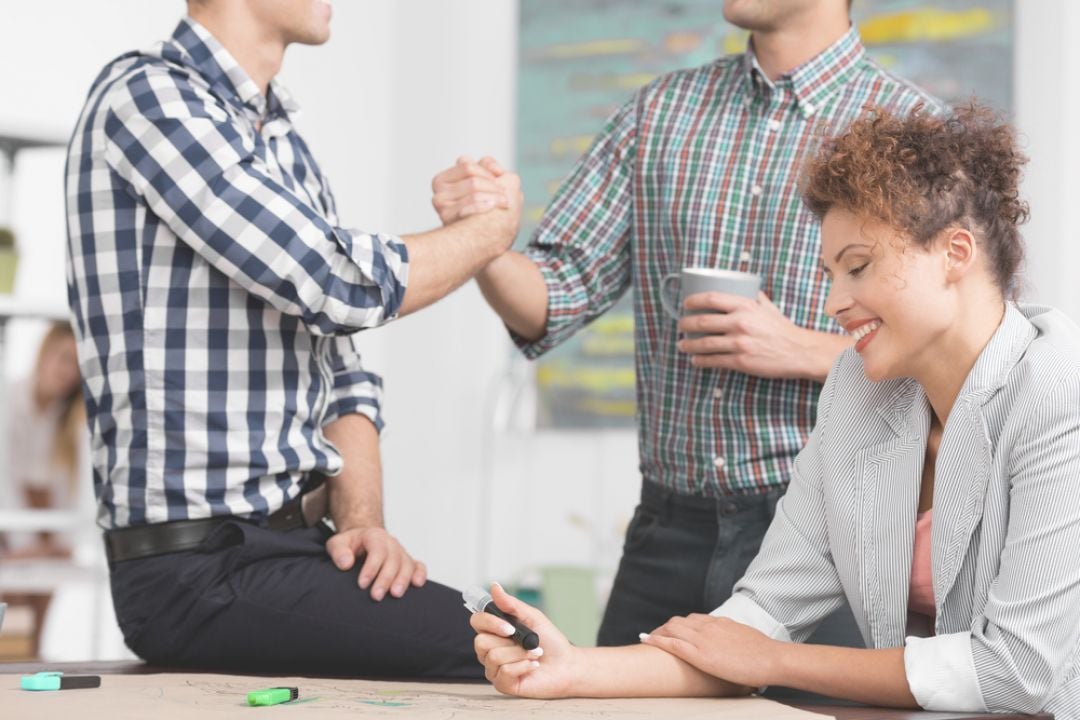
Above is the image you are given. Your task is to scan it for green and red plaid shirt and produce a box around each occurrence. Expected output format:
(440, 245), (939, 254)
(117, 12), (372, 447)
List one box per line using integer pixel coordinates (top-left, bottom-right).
(516, 26), (939, 496)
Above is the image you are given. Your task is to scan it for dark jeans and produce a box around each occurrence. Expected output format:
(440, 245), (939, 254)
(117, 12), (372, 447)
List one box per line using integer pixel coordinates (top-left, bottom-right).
(108, 519), (481, 679)
(599, 481), (863, 652)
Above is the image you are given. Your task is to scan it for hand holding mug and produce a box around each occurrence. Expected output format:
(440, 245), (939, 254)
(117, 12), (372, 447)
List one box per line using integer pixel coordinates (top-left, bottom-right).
(662, 268), (819, 379)
(659, 268), (760, 339)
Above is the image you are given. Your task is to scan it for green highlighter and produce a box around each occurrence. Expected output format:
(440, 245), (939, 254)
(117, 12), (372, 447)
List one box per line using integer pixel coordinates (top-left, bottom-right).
(247, 686), (299, 706)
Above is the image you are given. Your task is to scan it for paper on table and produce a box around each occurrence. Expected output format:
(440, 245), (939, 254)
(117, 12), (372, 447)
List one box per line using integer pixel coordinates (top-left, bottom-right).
(2, 673), (835, 719)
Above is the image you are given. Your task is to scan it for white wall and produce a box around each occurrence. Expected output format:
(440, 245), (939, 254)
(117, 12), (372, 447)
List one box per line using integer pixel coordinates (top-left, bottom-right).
(1015, 1), (1080, 319)
(0, 0), (1078, 656)
(0, 2), (182, 376)
(365, 0), (641, 592)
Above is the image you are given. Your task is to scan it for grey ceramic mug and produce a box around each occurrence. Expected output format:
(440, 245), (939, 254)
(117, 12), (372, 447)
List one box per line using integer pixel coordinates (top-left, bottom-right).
(660, 268), (761, 338)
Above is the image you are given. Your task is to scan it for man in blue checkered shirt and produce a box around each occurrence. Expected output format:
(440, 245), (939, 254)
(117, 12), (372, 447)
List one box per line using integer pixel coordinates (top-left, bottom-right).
(65, 0), (520, 676)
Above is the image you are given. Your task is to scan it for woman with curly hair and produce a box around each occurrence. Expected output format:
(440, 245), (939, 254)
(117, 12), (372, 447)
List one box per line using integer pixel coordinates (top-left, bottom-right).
(470, 105), (1080, 717)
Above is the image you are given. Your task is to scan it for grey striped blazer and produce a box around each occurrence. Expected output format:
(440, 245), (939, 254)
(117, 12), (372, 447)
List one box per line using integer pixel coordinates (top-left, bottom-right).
(712, 303), (1080, 717)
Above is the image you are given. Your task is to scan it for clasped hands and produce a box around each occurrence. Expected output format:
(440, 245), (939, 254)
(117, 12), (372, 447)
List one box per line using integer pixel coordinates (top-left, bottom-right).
(431, 155), (518, 223)
(431, 156), (524, 255)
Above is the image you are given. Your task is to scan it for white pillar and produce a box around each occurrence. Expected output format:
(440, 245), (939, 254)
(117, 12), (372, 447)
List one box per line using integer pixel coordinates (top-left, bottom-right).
(1015, 0), (1080, 321)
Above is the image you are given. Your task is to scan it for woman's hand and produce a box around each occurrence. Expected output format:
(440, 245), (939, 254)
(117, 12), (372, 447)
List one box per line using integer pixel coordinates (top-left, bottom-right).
(641, 614), (781, 689)
(471, 583), (583, 698)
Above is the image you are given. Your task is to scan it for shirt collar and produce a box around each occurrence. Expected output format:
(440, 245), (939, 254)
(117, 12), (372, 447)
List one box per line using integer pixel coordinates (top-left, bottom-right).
(956, 302), (1037, 404)
(741, 23), (866, 119)
(167, 17), (300, 120)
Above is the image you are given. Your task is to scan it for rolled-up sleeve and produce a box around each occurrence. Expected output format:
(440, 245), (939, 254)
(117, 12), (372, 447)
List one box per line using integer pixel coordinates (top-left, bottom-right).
(710, 593), (793, 642)
(905, 373), (1080, 713)
(321, 336), (384, 432)
(903, 632), (985, 711)
(514, 96), (638, 358)
(102, 65), (409, 336)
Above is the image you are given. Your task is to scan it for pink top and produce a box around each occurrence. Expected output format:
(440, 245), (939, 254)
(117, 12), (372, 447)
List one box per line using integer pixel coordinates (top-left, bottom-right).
(909, 509), (935, 621)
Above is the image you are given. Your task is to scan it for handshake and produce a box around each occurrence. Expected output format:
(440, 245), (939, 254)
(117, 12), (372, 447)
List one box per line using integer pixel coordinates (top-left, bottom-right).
(431, 156), (524, 255)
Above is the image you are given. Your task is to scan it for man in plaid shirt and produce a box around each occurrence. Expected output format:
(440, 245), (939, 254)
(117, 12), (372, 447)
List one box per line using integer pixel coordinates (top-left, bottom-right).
(66, 0), (519, 675)
(434, 0), (939, 647)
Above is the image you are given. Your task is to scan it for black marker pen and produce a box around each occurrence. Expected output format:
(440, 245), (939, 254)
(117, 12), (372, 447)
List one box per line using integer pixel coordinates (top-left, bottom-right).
(463, 585), (540, 651)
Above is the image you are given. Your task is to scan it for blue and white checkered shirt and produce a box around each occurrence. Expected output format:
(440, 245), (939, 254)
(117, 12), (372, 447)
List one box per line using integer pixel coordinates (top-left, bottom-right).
(65, 18), (409, 529)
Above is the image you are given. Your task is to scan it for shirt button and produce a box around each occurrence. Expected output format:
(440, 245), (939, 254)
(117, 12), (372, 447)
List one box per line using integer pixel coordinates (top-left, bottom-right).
(750, 184), (763, 197)
(713, 456), (727, 471)
(804, 102), (816, 116)
(767, 119), (782, 132)
(713, 388), (724, 400)
(739, 250), (752, 264)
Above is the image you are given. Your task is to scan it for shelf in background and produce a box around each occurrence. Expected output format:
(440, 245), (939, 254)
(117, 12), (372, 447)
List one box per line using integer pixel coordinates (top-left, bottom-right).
(0, 122), (69, 157)
(0, 295), (69, 321)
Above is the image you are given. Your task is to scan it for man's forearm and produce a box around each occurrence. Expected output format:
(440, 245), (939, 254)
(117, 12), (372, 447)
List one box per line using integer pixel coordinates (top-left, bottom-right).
(399, 214), (514, 318)
(476, 251), (549, 342)
(799, 328), (852, 383)
(323, 414), (383, 531)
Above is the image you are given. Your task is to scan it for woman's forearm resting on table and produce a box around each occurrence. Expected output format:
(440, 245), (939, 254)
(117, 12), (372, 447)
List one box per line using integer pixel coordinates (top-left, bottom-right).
(567, 643), (749, 698)
(769, 643), (918, 709)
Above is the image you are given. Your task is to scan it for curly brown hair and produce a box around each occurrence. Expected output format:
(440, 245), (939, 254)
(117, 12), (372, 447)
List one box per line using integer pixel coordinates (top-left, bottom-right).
(802, 103), (1030, 297)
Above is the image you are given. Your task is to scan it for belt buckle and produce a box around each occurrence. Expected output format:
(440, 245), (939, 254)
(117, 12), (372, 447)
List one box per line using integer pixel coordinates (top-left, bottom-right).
(267, 498), (305, 531)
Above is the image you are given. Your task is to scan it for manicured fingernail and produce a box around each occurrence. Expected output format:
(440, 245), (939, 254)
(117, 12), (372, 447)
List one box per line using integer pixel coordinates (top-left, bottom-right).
(501, 623), (515, 636)
(336, 554), (351, 567)
(528, 647), (544, 657)
(359, 576), (371, 587)
(392, 584), (404, 596)
(372, 589), (385, 601)
(639, 633), (650, 642)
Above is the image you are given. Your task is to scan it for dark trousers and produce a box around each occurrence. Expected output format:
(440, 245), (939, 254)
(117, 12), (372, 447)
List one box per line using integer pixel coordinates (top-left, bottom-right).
(108, 519), (481, 679)
(598, 481), (863, 652)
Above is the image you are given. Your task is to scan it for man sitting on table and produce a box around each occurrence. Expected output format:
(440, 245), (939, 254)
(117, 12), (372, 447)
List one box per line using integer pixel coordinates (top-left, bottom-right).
(65, 0), (520, 676)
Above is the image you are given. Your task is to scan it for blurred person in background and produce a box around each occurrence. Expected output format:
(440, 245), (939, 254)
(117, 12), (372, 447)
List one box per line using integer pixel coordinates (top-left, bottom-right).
(0, 321), (85, 559)
(0, 321), (88, 656)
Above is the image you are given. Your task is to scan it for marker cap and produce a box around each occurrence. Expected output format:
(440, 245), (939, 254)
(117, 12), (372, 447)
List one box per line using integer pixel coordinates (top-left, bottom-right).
(19, 672), (101, 691)
(462, 585), (492, 614)
(247, 687), (299, 706)
(21, 672), (63, 691)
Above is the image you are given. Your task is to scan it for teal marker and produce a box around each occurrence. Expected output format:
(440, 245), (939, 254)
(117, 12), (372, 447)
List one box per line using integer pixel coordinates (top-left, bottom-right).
(21, 672), (101, 691)
(247, 686), (299, 706)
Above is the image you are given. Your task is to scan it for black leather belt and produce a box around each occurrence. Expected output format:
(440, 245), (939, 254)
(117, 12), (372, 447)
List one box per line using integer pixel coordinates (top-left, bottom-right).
(104, 475), (329, 564)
